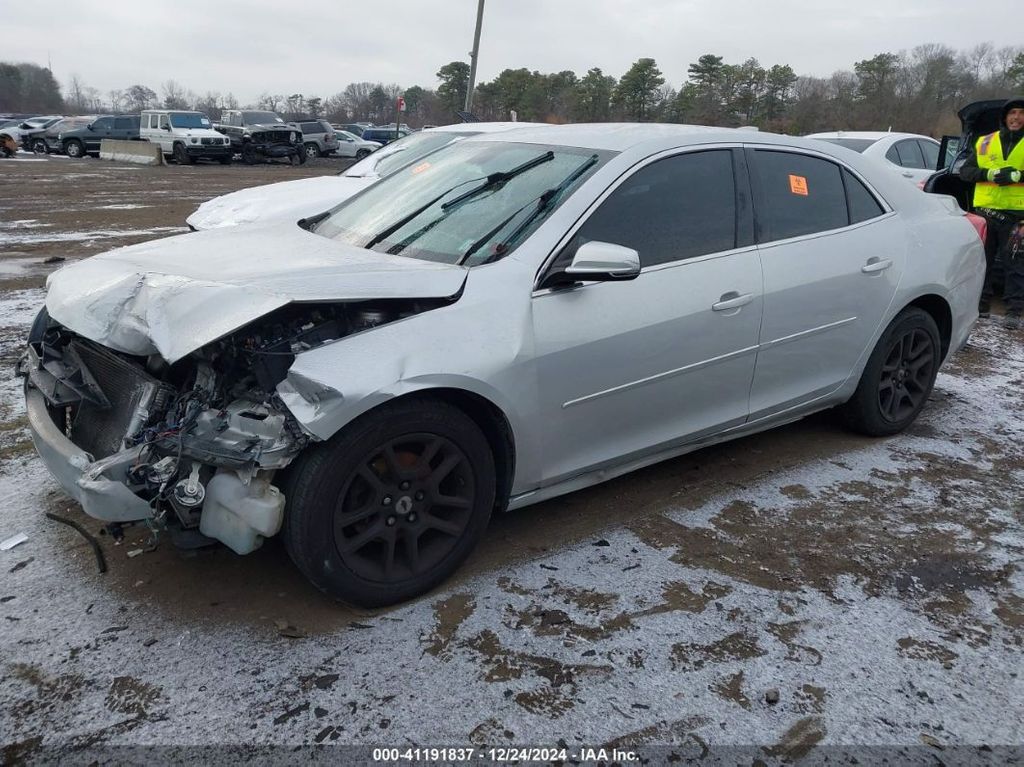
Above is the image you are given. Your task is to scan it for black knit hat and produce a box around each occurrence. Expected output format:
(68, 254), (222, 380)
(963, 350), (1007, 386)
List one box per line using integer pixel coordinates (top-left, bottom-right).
(1002, 97), (1024, 126)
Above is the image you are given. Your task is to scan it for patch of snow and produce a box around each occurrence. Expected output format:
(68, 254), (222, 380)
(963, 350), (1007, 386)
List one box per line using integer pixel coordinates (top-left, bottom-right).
(0, 227), (187, 246)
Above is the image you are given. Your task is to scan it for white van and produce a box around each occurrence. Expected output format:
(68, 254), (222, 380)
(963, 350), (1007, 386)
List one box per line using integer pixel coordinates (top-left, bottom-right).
(140, 110), (233, 165)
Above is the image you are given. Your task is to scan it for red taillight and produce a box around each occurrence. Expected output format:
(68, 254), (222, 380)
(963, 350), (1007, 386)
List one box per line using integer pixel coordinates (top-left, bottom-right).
(965, 212), (987, 242)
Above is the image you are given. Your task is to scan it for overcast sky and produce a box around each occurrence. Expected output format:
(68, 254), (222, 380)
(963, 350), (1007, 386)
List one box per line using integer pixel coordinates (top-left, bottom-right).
(6, 0), (1021, 103)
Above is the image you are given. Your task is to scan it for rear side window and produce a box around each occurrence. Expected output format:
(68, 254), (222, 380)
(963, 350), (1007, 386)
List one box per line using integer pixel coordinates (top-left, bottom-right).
(114, 118), (133, 130)
(300, 121), (320, 134)
(918, 140), (939, 170)
(842, 169), (885, 224)
(887, 140), (926, 169)
(751, 150), (848, 241)
(563, 150), (738, 268)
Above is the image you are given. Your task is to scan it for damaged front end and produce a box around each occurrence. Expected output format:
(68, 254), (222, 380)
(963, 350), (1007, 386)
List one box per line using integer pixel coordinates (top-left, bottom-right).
(19, 297), (450, 555)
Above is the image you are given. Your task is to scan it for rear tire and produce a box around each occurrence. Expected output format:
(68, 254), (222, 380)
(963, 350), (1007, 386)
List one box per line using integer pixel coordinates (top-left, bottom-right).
(218, 154), (232, 165)
(841, 307), (941, 436)
(355, 148), (371, 160)
(281, 397), (496, 607)
(304, 142), (320, 160)
(31, 138), (47, 154)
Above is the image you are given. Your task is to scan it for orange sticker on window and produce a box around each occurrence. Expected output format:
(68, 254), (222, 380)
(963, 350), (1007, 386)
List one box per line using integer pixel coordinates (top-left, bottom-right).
(411, 162), (432, 174)
(789, 174), (809, 196)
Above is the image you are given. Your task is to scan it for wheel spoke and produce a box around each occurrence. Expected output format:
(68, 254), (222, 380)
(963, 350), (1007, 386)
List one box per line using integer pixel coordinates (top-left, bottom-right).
(417, 438), (444, 475)
(430, 453), (462, 488)
(382, 535), (397, 578)
(339, 522), (384, 554)
(381, 444), (405, 480)
(432, 493), (471, 510)
(423, 514), (463, 537)
(357, 464), (385, 493)
(337, 500), (379, 525)
(402, 530), (421, 572)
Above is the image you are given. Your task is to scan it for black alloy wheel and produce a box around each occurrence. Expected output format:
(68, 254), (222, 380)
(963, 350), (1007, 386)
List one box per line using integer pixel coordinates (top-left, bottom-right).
(877, 327), (935, 423)
(31, 138), (47, 154)
(282, 397), (496, 607)
(842, 307), (940, 436)
(333, 434), (476, 582)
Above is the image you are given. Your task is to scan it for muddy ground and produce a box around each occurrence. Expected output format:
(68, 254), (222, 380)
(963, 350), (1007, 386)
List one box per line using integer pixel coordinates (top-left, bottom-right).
(0, 155), (1021, 763)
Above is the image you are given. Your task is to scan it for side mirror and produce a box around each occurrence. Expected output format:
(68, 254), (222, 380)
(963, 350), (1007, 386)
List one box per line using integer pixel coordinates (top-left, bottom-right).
(162, 125), (171, 131)
(542, 241), (641, 289)
(87, 124), (95, 131)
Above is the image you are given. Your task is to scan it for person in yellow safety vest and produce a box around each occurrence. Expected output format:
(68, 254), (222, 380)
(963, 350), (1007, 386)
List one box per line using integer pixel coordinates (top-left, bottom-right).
(960, 97), (1024, 329)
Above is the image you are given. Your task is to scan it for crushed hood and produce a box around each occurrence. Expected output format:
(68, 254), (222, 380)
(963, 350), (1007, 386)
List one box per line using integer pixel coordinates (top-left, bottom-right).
(186, 175), (374, 230)
(45, 223), (467, 363)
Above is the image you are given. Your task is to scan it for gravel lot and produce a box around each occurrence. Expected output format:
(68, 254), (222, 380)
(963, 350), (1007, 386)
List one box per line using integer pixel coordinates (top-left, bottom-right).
(1, 155), (1022, 763)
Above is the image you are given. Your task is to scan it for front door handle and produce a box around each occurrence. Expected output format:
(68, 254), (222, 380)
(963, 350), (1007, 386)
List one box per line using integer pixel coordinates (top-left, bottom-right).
(861, 258), (893, 274)
(712, 292), (754, 312)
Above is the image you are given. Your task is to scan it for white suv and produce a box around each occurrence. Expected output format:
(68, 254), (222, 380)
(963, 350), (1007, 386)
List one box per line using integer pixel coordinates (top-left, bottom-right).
(141, 110), (233, 165)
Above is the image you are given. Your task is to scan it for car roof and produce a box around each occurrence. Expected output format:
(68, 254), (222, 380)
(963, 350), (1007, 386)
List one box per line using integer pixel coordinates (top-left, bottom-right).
(425, 121), (548, 135)
(467, 122), (829, 152)
(806, 131), (936, 142)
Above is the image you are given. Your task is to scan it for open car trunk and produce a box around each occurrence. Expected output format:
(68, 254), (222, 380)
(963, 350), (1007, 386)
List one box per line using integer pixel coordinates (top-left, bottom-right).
(924, 99), (1005, 212)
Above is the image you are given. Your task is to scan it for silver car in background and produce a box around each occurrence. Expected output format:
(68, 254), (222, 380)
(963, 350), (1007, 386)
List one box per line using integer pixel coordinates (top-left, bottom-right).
(23, 124), (983, 606)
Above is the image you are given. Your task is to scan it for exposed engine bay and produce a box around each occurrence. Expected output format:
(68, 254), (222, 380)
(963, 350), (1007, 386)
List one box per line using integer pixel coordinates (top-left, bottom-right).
(20, 298), (449, 554)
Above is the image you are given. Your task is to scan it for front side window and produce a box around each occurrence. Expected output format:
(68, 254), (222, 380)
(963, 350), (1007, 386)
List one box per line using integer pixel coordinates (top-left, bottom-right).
(751, 150), (849, 241)
(91, 118), (113, 130)
(316, 141), (610, 266)
(560, 150), (738, 269)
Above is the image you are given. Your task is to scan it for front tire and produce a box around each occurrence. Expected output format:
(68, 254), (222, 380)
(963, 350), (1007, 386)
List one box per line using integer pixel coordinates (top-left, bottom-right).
(841, 307), (940, 436)
(173, 142), (193, 165)
(64, 139), (85, 158)
(282, 397), (496, 607)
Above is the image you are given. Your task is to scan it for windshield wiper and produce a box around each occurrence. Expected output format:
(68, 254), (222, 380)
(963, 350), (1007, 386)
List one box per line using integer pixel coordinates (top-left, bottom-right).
(459, 154), (599, 265)
(440, 151), (554, 212)
(363, 175), (487, 250)
(363, 151), (555, 252)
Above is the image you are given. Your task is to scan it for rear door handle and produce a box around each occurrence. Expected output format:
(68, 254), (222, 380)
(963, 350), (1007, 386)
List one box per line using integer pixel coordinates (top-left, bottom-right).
(712, 292), (754, 311)
(861, 258), (893, 274)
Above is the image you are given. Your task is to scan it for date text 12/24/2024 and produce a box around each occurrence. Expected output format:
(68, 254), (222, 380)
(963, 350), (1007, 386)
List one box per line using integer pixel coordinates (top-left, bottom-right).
(372, 747), (640, 763)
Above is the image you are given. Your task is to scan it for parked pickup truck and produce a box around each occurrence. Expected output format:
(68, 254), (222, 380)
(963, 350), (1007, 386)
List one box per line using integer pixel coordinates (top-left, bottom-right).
(214, 110), (305, 164)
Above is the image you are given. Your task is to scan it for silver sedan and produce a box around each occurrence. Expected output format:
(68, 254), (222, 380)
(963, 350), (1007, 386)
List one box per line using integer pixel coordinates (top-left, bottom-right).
(22, 124), (984, 606)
